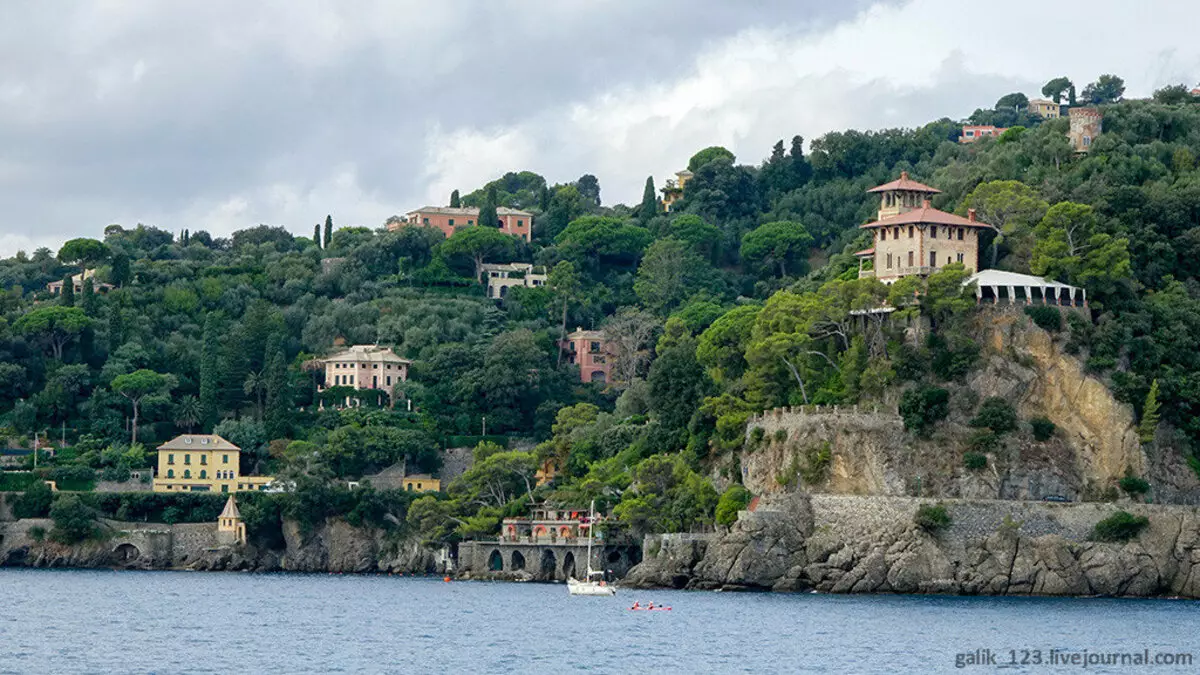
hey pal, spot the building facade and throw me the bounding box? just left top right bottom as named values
left=321, top=345, right=411, bottom=394
left=47, top=269, right=114, bottom=295
left=395, top=206, right=533, bottom=242
left=500, top=505, right=599, bottom=544
left=152, top=434, right=274, bottom=493
left=560, top=328, right=614, bottom=384
left=402, top=474, right=440, bottom=492
left=959, top=125, right=1008, bottom=143
left=480, top=263, right=547, bottom=299
left=216, top=495, right=247, bottom=546
left=660, top=170, right=693, bottom=212
left=1068, top=107, right=1103, bottom=153
left=858, top=172, right=989, bottom=283
left=1027, top=98, right=1062, bottom=119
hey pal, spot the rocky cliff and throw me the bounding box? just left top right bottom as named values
left=625, top=493, right=1200, bottom=597
left=739, top=309, right=1200, bottom=503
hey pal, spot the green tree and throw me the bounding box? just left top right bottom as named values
left=648, top=337, right=711, bottom=437
left=549, top=261, right=581, bottom=366
left=440, top=226, right=517, bottom=281
left=450, top=189, right=461, bottom=208
left=324, top=215, right=334, bottom=249
left=688, top=146, right=735, bottom=171
left=198, top=314, right=221, bottom=431
left=995, top=92, right=1029, bottom=110
left=477, top=184, right=499, bottom=232
left=740, top=221, right=814, bottom=277
left=1153, top=84, right=1194, bottom=105
left=696, top=305, right=760, bottom=384
left=59, top=275, right=75, bottom=307
left=667, top=214, right=721, bottom=261
left=174, top=395, right=201, bottom=432
left=715, top=484, right=751, bottom=526
left=111, top=369, right=168, bottom=445
left=900, top=386, right=950, bottom=436
left=638, top=176, right=657, bottom=222
left=1031, top=202, right=1131, bottom=297
left=1042, top=77, right=1073, bottom=104
left=80, top=278, right=97, bottom=316
left=634, top=238, right=721, bottom=314
left=1139, top=379, right=1160, bottom=444
left=110, top=253, right=131, bottom=287
left=313, top=223, right=321, bottom=248
left=1082, top=74, right=1125, bottom=104
left=264, top=334, right=292, bottom=439
left=49, top=494, right=100, bottom=544
left=962, top=180, right=1049, bottom=269
left=14, top=306, right=91, bottom=360
left=57, top=238, right=110, bottom=266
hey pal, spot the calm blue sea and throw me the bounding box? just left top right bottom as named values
left=0, top=568, right=1196, bottom=674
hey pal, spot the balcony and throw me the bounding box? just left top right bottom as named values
left=858, top=268, right=875, bottom=279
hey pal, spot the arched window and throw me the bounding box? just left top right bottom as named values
left=199, top=470, right=207, bottom=479
left=167, top=469, right=174, bottom=478
left=184, top=470, right=191, bottom=478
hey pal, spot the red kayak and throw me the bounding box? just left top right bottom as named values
left=629, top=607, right=672, bottom=611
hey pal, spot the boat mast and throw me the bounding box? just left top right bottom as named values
left=587, top=499, right=595, bottom=576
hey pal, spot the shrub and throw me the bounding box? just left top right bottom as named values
left=773, top=429, right=788, bottom=443
left=715, top=485, right=752, bottom=526
left=963, top=452, right=988, bottom=471
left=900, top=386, right=950, bottom=436
left=1030, top=417, right=1056, bottom=441
left=970, top=397, right=1018, bottom=435
left=800, top=442, right=832, bottom=484
left=1025, top=305, right=1063, bottom=332
left=12, top=481, right=53, bottom=519
left=28, top=525, right=46, bottom=542
left=1092, top=511, right=1149, bottom=542
left=749, top=427, right=765, bottom=445
left=968, top=430, right=999, bottom=453
left=49, top=494, right=100, bottom=544
left=1119, top=473, right=1150, bottom=497
left=914, top=504, right=951, bottom=532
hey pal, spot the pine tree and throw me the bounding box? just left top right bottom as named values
left=80, top=278, right=97, bottom=317
left=60, top=275, right=75, bottom=307
left=324, top=215, right=334, bottom=249
left=450, top=189, right=461, bottom=208
left=1139, top=379, right=1160, bottom=444
left=263, top=332, right=291, bottom=440
left=313, top=223, right=322, bottom=249
left=639, top=176, right=657, bottom=222
left=199, top=314, right=221, bottom=432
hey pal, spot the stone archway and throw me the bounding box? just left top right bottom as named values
left=562, top=552, right=576, bottom=580
left=539, top=549, right=557, bottom=580
left=113, top=543, right=141, bottom=563
left=606, top=550, right=622, bottom=566
left=488, top=549, right=503, bottom=571
left=511, top=551, right=526, bottom=571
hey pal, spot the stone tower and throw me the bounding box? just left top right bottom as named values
left=217, top=495, right=246, bottom=546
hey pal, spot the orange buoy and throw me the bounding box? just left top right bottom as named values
left=443, top=576, right=451, bottom=582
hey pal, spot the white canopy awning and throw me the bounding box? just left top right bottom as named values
left=966, top=270, right=1085, bottom=306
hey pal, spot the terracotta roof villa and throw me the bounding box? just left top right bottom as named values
left=858, top=172, right=989, bottom=283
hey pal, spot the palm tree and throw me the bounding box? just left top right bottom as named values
left=244, top=371, right=265, bottom=420
left=174, top=395, right=201, bottom=432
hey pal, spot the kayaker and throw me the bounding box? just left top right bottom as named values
left=631, top=601, right=641, bottom=610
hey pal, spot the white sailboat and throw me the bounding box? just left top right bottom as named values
left=567, top=500, right=616, bottom=596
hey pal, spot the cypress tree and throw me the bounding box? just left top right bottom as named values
left=450, top=189, right=461, bottom=208
left=324, top=215, right=334, bottom=248
left=111, top=253, right=131, bottom=287
left=313, top=223, right=322, bottom=249
left=60, top=274, right=75, bottom=307
left=1139, top=379, right=1161, bottom=444
left=639, top=176, right=657, bottom=222
left=80, top=277, right=97, bottom=317
left=263, top=332, right=291, bottom=440
left=199, top=314, right=221, bottom=432
left=106, top=298, right=124, bottom=355
left=478, top=185, right=498, bottom=230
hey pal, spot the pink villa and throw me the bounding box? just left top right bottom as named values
left=395, top=206, right=533, bottom=242
left=560, top=328, right=615, bottom=384
left=500, top=505, right=600, bottom=544
left=320, top=345, right=411, bottom=396
left=959, top=125, right=1008, bottom=143
left=855, top=172, right=989, bottom=283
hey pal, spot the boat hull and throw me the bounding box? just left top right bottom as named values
left=567, top=578, right=616, bottom=596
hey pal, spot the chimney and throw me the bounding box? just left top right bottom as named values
left=968, top=208, right=977, bottom=222
left=900, top=170, right=909, bottom=180
left=922, top=198, right=931, bottom=209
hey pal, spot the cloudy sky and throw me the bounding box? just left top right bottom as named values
left=3, top=0, right=1200, bottom=256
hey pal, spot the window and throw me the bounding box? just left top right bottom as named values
left=908, top=251, right=914, bottom=267
left=467, top=220, right=474, bottom=225
left=386, top=376, right=392, bottom=386
left=894, top=227, right=900, bottom=239
left=957, top=228, right=964, bottom=241
left=422, top=218, right=430, bottom=225
left=909, top=226, right=914, bottom=238
left=880, top=229, right=887, bottom=241
left=957, top=253, right=965, bottom=263
left=930, top=226, right=937, bottom=239
left=886, top=253, right=893, bottom=269
left=929, top=251, right=937, bottom=267
left=200, top=455, right=207, bottom=465
left=184, top=470, right=191, bottom=478
left=448, top=219, right=455, bottom=226
left=590, top=341, right=601, bottom=353
left=517, top=220, right=524, bottom=227
left=223, top=454, right=229, bottom=464
left=185, top=454, right=191, bottom=465
left=167, top=469, right=174, bottom=478
left=200, top=470, right=207, bottom=479
left=373, top=364, right=379, bottom=369
left=965, top=130, right=975, bottom=137
left=168, top=454, right=175, bottom=465
left=1083, top=136, right=1091, bottom=146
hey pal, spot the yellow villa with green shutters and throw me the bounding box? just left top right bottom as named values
left=152, top=434, right=274, bottom=493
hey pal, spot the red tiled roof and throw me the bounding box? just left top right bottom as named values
left=867, top=171, right=941, bottom=194
left=860, top=206, right=989, bottom=229
left=854, top=247, right=875, bottom=257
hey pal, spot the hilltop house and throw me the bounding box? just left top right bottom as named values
left=47, top=269, right=113, bottom=295
left=320, top=345, right=411, bottom=396
left=959, top=125, right=1008, bottom=143
left=660, top=170, right=694, bottom=212
left=480, top=262, right=547, bottom=299
left=856, top=172, right=989, bottom=283
left=1027, top=98, right=1062, bottom=119
left=152, top=434, right=274, bottom=493
left=560, top=328, right=615, bottom=384
left=396, top=206, right=533, bottom=242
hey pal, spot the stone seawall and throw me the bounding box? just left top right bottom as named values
left=625, top=493, right=1200, bottom=598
